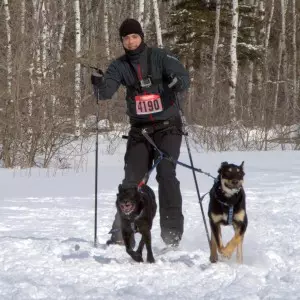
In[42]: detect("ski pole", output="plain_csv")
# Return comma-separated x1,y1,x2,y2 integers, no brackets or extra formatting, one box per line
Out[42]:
93,73,102,248
169,77,211,250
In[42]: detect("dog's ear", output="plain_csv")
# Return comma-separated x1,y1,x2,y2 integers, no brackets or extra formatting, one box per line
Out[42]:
218,161,228,173
240,161,244,169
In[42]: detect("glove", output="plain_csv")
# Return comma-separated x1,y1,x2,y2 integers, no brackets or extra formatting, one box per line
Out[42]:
168,75,183,92
91,69,104,87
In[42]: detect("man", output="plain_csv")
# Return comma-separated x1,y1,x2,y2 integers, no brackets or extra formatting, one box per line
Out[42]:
91,18,190,247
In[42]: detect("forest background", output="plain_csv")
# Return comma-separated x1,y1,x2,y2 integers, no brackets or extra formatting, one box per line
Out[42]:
1,0,299,168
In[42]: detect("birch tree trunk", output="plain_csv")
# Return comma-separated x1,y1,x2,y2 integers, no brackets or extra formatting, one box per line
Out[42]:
2,0,13,167
144,0,152,37
291,0,298,122
246,0,257,121
210,0,221,109
57,2,67,61
4,0,13,101
229,0,239,121
152,0,163,47
138,0,145,29
104,0,110,59
262,0,275,149
32,0,42,87
103,0,113,129
21,0,26,35
273,0,287,125
281,0,289,122
256,0,265,98
74,0,82,137
40,1,49,142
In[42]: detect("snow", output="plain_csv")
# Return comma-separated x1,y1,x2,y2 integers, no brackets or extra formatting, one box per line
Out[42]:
1,135,300,299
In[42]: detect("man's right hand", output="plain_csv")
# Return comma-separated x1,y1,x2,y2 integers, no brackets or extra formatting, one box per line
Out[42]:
91,69,104,87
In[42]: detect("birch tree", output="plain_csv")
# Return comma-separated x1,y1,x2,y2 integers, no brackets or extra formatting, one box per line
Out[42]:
20,0,25,35
3,0,12,100
103,0,110,59
210,0,221,109
291,0,298,122
261,0,275,149
74,0,82,137
273,0,287,125
144,0,152,36
229,0,239,121
2,0,13,167
138,0,145,29
245,0,258,120
103,0,113,129
152,0,163,47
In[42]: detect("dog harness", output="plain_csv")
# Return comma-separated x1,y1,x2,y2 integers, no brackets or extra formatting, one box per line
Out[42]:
214,183,241,225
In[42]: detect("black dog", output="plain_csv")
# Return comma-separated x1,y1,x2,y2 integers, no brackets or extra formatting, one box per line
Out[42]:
116,184,157,263
208,161,248,264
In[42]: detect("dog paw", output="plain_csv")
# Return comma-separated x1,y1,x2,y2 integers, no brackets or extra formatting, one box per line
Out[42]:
131,252,144,263
220,246,233,259
209,255,218,263
147,255,155,264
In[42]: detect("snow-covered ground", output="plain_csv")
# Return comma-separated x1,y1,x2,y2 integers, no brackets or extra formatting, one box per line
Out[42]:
1,136,300,299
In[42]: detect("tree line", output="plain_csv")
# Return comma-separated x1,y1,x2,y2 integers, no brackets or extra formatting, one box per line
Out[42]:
0,0,299,168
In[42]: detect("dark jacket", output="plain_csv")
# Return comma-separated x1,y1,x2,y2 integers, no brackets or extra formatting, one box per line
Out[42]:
96,45,190,124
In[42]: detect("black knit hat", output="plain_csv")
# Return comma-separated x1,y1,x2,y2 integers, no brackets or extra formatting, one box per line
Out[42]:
119,19,144,39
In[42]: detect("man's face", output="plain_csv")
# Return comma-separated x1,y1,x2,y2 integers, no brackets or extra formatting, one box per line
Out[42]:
122,33,142,51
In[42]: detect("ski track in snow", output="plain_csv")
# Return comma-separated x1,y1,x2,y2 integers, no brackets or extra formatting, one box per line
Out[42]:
0,148,300,299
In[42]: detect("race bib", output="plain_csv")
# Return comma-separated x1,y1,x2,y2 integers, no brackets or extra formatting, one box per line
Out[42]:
135,94,163,115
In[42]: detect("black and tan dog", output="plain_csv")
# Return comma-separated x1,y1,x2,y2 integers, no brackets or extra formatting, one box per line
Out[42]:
208,161,247,264
116,184,157,263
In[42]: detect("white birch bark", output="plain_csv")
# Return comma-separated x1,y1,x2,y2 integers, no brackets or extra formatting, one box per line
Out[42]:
74,0,82,137
21,0,26,35
32,0,42,87
83,0,90,52
281,0,289,118
273,0,287,124
144,0,152,36
27,0,42,163
103,0,112,128
53,0,66,115
246,0,257,119
40,1,49,141
138,0,145,29
261,0,274,150
41,1,49,77
229,0,239,120
2,0,13,167
187,64,194,119
264,0,274,64
103,0,111,59
256,0,265,93
291,0,297,121
152,0,163,47
57,0,66,65
4,0,13,101
210,0,221,109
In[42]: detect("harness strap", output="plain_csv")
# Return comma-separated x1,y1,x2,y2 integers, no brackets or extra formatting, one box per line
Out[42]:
130,222,136,232
228,206,234,225
126,48,164,93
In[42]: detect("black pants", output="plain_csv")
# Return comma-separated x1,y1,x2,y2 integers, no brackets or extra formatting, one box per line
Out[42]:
110,118,184,245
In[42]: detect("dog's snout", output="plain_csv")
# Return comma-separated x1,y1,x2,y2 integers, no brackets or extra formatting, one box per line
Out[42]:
232,179,239,185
